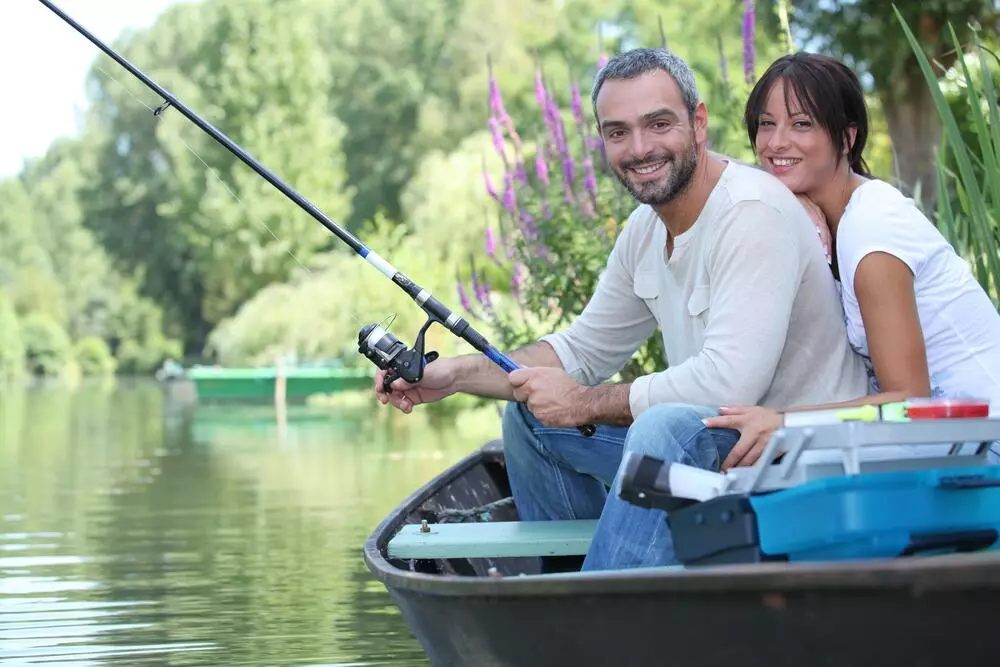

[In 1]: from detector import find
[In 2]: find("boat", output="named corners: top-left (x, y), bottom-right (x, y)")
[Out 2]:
top-left (363, 405), bottom-right (1000, 667)
top-left (185, 364), bottom-right (374, 400)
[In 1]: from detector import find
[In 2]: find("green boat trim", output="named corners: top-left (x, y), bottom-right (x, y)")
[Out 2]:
top-left (186, 365), bottom-right (375, 400)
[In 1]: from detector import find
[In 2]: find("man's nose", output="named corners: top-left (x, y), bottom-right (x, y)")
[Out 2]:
top-left (627, 131), bottom-right (653, 159)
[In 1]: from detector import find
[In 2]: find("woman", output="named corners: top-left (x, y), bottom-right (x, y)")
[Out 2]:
top-left (704, 52), bottom-right (1000, 469)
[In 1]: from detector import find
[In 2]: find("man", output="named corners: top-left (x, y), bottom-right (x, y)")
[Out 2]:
top-left (374, 47), bottom-right (868, 570)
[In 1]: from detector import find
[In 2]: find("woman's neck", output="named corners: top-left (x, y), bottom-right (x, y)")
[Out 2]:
top-left (809, 169), bottom-right (867, 236)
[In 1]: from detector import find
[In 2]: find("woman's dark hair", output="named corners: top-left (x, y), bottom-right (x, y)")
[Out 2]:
top-left (744, 52), bottom-right (872, 178)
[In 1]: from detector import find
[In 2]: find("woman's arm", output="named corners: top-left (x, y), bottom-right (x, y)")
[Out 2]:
top-left (707, 250), bottom-right (931, 469)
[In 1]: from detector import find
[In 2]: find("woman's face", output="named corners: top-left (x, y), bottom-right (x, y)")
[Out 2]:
top-left (754, 78), bottom-right (845, 196)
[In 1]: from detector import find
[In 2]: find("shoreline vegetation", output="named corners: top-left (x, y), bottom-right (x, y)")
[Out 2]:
top-left (2, 2), bottom-right (997, 414)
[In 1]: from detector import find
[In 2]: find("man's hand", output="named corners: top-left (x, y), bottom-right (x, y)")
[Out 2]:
top-left (374, 357), bottom-right (458, 414)
top-left (508, 367), bottom-right (588, 427)
top-left (702, 405), bottom-right (784, 471)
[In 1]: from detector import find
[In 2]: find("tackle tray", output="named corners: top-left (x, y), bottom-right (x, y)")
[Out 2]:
top-left (618, 403), bottom-right (1000, 566)
top-left (668, 464), bottom-right (1000, 565)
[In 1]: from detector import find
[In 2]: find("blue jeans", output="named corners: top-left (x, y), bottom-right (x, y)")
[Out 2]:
top-left (501, 401), bottom-right (740, 571)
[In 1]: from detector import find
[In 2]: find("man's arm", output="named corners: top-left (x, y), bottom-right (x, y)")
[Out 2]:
top-left (450, 341), bottom-right (565, 400)
top-left (577, 382), bottom-right (634, 426)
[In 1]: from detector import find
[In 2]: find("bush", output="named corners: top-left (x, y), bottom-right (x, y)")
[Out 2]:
top-left (74, 336), bottom-right (117, 377)
top-left (21, 313), bottom-right (72, 377)
top-left (0, 294), bottom-right (25, 382)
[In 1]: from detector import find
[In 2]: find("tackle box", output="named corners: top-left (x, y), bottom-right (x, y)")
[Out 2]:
top-left (660, 400), bottom-right (1000, 565)
top-left (668, 464), bottom-right (1000, 565)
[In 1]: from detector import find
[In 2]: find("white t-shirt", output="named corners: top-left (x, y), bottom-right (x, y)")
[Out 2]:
top-left (836, 179), bottom-right (1000, 409)
top-left (541, 160), bottom-right (869, 417)
top-left (797, 178), bottom-right (1000, 467)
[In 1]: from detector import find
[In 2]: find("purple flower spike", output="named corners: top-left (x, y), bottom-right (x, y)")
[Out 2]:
top-left (562, 153), bottom-right (576, 201)
top-left (582, 157), bottom-right (598, 198)
top-left (519, 210), bottom-right (538, 241)
top-left (470, 263), bottom-right (484, 304)
top-left (511, 261), bottom-right (524, 297)
top-left (597, 54), bottom-right (609, 70)
top-left (742, 0), bottom-right (756, 84)
top-left (483, 170), bottom-right (498, 200)
top-left (488, 74), bottom-right (510, 124)
top-left (476, 280), bottom-right (492, 307)
top-left (485, 226), bottom-right (496, 259)
top-left (547, 97), bottom-right (568, 157)
top-left (514, 159), bottom-right (528, 186)
top-left (535, 144), bottom-right (549, 187)
top-left (534, 70), bottom-right (547, 114)
top-left (502, 171), bottom-right (517, 214)
top-left (457, 281), bottom-right (471, 311)
top-left (570, 83), bottom-right (585, 129)
top-left (489, 117), bottom-right (506, 158)
top-left (717, 35), bottom-right (730, 88)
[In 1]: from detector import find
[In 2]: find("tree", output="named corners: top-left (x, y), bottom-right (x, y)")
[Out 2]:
top-left (766, 0), bottom-right (1000, 211)
top-left (79, 0), bottom-right (352, 352)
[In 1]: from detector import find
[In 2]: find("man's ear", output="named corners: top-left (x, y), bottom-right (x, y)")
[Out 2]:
top-left (694, 101), bottom-right (709, 145)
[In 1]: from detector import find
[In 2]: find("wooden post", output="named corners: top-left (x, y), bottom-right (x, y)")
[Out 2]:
top-left (275, 355), bottom-right (287, 444)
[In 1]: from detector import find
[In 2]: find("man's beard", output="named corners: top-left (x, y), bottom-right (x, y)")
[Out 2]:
top-left (613, 143), bottom-right (699, 207)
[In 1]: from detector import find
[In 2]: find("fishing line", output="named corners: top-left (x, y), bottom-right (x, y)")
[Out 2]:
top-left (91, 61), bottom-right (315, 277)
top-left (36, 0), bottom-right (597, 436)
top-left (93, 57), bottom-right (395, 348)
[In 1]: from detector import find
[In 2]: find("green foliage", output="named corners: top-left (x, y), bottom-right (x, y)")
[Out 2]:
top-left (79, 0), bottom-right (352, 350)
top-left (21, 313), bottom-right (73, 377)
top-left (0, 294), bottom-right (25, 383)
top-left (897, 9), bottom-right (1000, 306)
top-left (74, 337), bottom-right (118, 377)
top-left (776, 1), bottom-right (998, 82)
top-left (10, 0), bottom-right (997, 389)
top-left (206, 213), bottom-right (470, 368)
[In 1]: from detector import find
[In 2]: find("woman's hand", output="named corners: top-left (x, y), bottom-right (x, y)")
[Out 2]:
top-left (796, 193), bottom-right (832, 264)
top-left (703, 406), bottom-right (785, 471)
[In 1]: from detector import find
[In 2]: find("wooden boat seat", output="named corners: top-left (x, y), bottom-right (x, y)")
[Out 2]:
top-left (387, 519), bottom-right (599, 559)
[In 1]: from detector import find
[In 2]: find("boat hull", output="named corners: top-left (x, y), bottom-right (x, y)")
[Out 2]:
top-left (364, 441), bottom-right (1000, 667)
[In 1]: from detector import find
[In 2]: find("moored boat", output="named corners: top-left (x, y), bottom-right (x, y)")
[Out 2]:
top-left (364, 410), bottom-right (1000, 667)
top-left (186, 365), bottom-right (374, 400)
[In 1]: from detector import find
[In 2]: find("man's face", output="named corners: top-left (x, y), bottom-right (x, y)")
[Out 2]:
top-left (595, 70), bottom-right (705, 207)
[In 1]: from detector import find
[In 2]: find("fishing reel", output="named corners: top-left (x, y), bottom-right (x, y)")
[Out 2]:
top-left (358, 316), bottom-right (439, 394)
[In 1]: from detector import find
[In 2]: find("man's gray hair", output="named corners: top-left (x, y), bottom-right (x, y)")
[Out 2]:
top-left (591, 47), bottom-right (701, 122)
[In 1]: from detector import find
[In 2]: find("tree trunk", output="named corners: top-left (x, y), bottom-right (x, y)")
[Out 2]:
top-left (876, 69), bottom-right (942, 215)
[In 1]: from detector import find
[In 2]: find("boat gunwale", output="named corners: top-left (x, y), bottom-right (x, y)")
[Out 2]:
top-left (363, 441), bottom-right (1000, 598)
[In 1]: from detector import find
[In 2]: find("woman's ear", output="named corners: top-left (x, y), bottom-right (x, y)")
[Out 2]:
top-left (844, 123), bottom-right (858, 155)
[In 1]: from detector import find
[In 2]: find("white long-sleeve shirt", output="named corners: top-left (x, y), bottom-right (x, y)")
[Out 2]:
top-left (540, 160), bottom-right (869, 418)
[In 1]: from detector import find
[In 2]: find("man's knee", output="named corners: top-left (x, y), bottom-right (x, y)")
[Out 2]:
top-left (624, 403), bottom-right (718, 458)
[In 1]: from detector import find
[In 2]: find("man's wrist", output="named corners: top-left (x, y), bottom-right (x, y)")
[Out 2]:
top-left (577, 382), bottom-right (634, 426)
top-left (449, 354), bottom-right (483, 395)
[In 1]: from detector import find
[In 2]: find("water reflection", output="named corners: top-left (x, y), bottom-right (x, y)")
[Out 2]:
top-left (0, 379), bottom-right (502, 665)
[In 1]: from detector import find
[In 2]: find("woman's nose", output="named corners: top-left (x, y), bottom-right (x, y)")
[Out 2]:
top-left (767, 126), bottom-right (789, 152)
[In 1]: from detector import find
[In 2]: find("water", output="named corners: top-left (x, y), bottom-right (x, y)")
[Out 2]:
top-left (0, 379), bottom-right (502, 665)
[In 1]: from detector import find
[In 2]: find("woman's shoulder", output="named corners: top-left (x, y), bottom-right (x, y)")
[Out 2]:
top-left (836, 179), bottom-right (950, 280)
top-left (842, 179), bottom-right (925, 225)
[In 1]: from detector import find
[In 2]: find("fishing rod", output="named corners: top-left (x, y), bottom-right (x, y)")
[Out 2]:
top-left (36, 0), bottom-right (597, 436)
